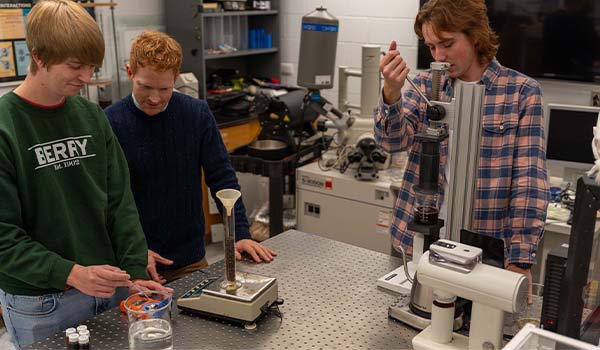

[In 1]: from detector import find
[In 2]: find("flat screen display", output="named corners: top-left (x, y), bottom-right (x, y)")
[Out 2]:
top-left (546, 106), bottom-right (598, 166)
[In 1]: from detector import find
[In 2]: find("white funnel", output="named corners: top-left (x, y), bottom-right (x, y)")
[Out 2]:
top-left (216, 189), bottom-right (241, 216)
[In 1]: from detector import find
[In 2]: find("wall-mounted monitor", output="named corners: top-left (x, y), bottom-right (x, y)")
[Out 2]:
top-left (545, 104), bottom-right (599, 175)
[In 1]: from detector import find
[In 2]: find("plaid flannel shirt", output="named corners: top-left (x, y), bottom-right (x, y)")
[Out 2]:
top-left (374, 59), bottom-right (549, 265)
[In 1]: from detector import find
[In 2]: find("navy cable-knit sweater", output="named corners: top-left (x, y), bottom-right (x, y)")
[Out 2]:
top-left (105, 92), bottom-right (250, 270)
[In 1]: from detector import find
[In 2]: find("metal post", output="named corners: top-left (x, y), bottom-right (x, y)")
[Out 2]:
top-left (110, 4), bottom-right (121, 98)
top-left (442, 82), bottom-right (485, 240)
top-left (268, 161), bottom-right (284, 236)
top-left (338, 66), bottom-right (348, 113)
top-left (360, 45), bottom-right (381, 118)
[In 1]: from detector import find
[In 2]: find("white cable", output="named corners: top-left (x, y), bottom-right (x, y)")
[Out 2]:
top-left (318, 145), bottom-right (354, 171)
top-left (586, 112), bottom-right (600, 184)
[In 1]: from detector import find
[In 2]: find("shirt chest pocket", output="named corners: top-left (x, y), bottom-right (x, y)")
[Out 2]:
top-left (480, 117), bottom-right (518, 159)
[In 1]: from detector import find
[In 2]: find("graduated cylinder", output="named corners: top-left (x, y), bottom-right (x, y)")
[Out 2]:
top-left (216, 189), bottom-right (242, 292)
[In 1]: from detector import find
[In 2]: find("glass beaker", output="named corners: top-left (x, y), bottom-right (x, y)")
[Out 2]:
top-left (125, 291), bottom-right (173, 350)
top-left (413, 188), bottom-right (439, 225)
top-left (513, 283), bottom-right (544, 331)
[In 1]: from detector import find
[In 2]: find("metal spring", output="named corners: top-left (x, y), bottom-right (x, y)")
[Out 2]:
top-left (431, 69), bottom-right (442, 101)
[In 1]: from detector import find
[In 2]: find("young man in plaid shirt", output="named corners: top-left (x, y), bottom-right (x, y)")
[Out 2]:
top-left (376, 0), bottom-right (549, 303)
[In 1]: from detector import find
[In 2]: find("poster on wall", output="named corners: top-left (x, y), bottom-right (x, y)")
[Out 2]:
top-left (0, 1), bottom-right (32, 83)
top-left (14, 39), bottom-right (28, 76)
top-left (0, 41), bottom-right (16, 78)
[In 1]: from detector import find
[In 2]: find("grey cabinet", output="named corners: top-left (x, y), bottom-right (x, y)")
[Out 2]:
top-left (166, 1), bottom-right (280, 99)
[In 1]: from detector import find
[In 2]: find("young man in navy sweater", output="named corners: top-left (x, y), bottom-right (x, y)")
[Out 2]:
top-left (105, 31), bottom-right (276, 283)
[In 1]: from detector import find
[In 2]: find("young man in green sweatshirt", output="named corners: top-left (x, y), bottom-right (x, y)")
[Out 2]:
top-left (0, 1), bottom-right (168, 348)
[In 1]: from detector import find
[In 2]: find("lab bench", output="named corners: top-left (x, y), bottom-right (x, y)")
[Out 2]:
top-left (26, 230), bottom-right (417, 349)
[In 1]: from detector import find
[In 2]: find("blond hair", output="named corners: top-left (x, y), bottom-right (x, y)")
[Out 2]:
top-left (129, 31), bottom-right (183, 75)
top-left (26, 0), bottom-right (104, 74)
top-left (415, 0), bottom-right (499, 65)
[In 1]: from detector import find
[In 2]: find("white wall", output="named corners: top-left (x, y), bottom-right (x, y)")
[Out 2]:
top-left (280, 0), bottom-right (419, 108)
top-left (279, 0), bottom-right (600, 111)
top-left (107, 0), bottom-right (166, 98)
top-left (111, 0), bottom-right (166, 63)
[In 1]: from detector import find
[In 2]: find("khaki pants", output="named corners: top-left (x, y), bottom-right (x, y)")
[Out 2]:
top-left (159, 257), bottom-right (208, 283)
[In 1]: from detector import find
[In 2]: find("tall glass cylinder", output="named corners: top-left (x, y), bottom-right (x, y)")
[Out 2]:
top-left (216, 189), bottom-right (242, 292)
top-left (222, 209), bottom-right (239, 291)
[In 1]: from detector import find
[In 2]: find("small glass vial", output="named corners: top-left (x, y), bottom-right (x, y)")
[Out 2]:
top-left (65, 328), bottom-right (76, 346)
top-left (76, 325), bottom-right (87, 333)
top-left (78, 329), bottom-right (90, 337)
top-left (67, 333), bottom-right (79, 350)
top-left (78, 335), bottom-right (90, 350)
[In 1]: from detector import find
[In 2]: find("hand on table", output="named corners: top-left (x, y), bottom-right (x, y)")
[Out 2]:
top-left (235, 239), bottom-right (277, 263)
top-left (147, 249), bottom-right (174, 284)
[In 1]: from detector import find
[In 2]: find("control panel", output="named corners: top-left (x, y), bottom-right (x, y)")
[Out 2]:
top-left (429, 239), bottom-right (482, 273)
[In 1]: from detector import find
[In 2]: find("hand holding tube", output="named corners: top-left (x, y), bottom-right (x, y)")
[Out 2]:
top-left (380, 41), bottom-right (410, 104)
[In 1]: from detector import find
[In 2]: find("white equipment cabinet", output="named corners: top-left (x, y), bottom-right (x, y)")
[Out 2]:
top-left (296, 161), bottom-right (398, 254)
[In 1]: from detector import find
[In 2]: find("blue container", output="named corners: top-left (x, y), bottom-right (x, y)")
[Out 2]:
top-left (250, 29), bottom-right (257, 49)
top-left (259, 29), bottom-right (266, 48)
top-left (266, 34), bottom-right (272, 48)
top-left (550, 186), bottom-right (562, 202)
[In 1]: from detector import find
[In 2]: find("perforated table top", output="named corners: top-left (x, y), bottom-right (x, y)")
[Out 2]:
top-left (28, 230), bottom-right (416, 349)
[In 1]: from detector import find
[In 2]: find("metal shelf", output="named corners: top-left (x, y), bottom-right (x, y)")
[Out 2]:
top-left (167, 0), bottom-right (280, 98)
top-left (204, 48), bottom-right (278, 60)
top-left (201, 10), bottom-right (278, 17)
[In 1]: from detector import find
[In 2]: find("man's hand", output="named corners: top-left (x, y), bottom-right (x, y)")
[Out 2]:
top-left (380, 40), bottom-right (410, 104)
top-left (66, 264), bottom-right (131, 298)
top-left (235, 239), bottom-right (277, 263)
top-left (147, 249), bottom-right (174, 284)
top-left (506, 264), bottom-right (533, 305)
top-left (130, 279), bottom-right (173, 295)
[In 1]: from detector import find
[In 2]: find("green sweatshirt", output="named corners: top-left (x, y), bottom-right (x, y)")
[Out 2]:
top-left (0, 92), bottom-right (148, 296)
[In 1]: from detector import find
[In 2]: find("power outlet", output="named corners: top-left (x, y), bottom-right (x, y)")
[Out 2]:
top-left (281, 62), bottom-right (294, 76)
top-left (591, 91), bottom-right (600, 107)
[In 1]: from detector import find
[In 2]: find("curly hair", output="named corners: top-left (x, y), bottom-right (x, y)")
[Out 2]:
top-left (129, 31), bottom-right (182, 75)
top-left (415, 0), bottom-right (499, 65)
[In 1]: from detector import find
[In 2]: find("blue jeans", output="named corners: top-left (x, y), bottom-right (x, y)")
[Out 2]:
top-left (0, 287), bottom-right (128, 349)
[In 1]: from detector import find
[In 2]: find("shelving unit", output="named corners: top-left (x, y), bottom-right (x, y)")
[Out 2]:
top-left (166, 1), bottom-right (280, 99)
